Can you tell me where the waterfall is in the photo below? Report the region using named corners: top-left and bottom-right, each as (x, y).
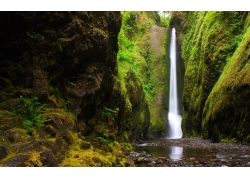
top-left (167, 28), bottom-right (183, 139)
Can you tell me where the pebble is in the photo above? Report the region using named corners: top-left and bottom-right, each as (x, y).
top-left (127, 137), bottom-right (250, 167)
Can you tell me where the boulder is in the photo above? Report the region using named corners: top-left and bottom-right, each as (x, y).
top-left (0, 146), bottom-right (9, 160)
top-left (2, 155), bottom-right (30, 167)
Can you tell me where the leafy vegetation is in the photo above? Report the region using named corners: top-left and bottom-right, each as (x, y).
top-left (101, 107), bottom-right (118, 121)
top-left (14, 96), bottom-right (46, 132)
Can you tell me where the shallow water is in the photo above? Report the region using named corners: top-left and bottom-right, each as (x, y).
top-left (133, 139), bottom-right (250, 166)
top-left (135, 145), bottom-right (215, 161)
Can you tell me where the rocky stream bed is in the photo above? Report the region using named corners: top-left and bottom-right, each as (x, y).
top-left (126, 137), bottom-right (250, 167)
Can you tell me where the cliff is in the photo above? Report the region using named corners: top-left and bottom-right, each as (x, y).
top-left (171, 11), bottom-right (250, 144)
top-left (0, 11), bottom-right (133, 167)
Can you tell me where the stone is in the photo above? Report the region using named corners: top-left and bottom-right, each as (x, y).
top-left (44, 124), bottom-right (59, 137)
top-left (0, 146), bottom-right (9, 160)
top-left (125, 159), bottom-right (134, 167)
top-left (52, 137), bottom-right (65, 155)
top-left (51, 115), bottom-right (75, 144)
top-left (2, 155), bottom-right (30, 167)
top-left (39, 139), bottom-right (55, 149)
top-left (33, 69), bottom-right (49, 100)
top-left (137, 157), bottom-right (145, 161)
top-left (19, 142), bottom-right (43, 153)
top-left (159, 156), bottom-right (167, 159)
top-left (52, 137), bottom-right (68, 163)
top-left (40, 150), bottom-right (59, 167)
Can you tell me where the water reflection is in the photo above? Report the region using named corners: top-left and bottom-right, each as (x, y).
top-left (169, 146), bottom-right (183, 161)
top-left (135, 144), bottom-right (183, 161)
top-left (134, 140), bottom-right (250, 166)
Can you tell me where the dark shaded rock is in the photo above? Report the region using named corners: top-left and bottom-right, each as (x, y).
top-left (33, 69), bottom-right (49, 100)
top-left (137, 157), bottom-right (145, 161)
top-left (80, 141), bottom-right (91, 150)
top-left (52, 137), bottom-right (68, 162)
top-left (39, 139), bottom-right (55, 149)
top-left (0, 11), bottom-right (125, 166)
top-left (2, 155), bottom-right (30, 167)
top-left (44, 124), bottom-right (60, 137)
top-left (88, 118), bottom-right (96, 126)
top-left (51, 115), bottom-right (75, 144)
top-left (6, 128), bottom-right (31, 143)
top-left (0, 145), bottom-right (9, 160)
top-left (19, 142), bottom-right (43, 153)
top-left (40, 150), bottom-right (59, 167)
top-left (0, 98), bottom-right (20, 111)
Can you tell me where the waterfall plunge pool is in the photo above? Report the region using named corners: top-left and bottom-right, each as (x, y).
top-left (132, 138), bottom-right (250, 167)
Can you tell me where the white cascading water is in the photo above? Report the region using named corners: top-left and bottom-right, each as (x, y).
top-left (167, 28), bottom-right (183, 139)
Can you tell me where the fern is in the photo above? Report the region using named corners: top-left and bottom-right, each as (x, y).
top-left (15, 96), bottom-right (46, 132)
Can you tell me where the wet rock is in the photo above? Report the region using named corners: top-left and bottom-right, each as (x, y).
top-left (7, 129), bottom-right (28, 143)
top-left (0, 145), bottom-right (9, 160)
top-left (125, 159), bottom-right (134, 167)
top-left (44, 125), bottom-right (59, 137)
top-left (2, 155), bottom-right (30, 167)
top-left (147, 160), bottom-right (156, 166)
top-left (52, 137), bottom-right (68, 163)
top-left (137, 157), bottom-right (145, 161)
top-left (40, 150), bottom-right (59, 167)
top-left (19, 142), bottom-right (43, 153)
top-left (157, 159), bottom-right (163, 164)
top-left (51, 115), bottom-right (75, 144)
top-left (144, 158), bottom-right (152, 163)
top-left (39, 139), bottom-right (55, 149)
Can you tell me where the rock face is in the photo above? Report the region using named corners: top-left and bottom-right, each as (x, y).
top-left (0, 12), bottom-right (127, 166)
top-left (171, 11), bottom-right (250, 143)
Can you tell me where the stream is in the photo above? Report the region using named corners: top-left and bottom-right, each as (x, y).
top-left (129, 138), bottom-right (250, 167)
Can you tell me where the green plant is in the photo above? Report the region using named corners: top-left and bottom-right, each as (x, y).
top-left (15, 96), bottom-right (46, 132)
top-left (26, 31), bottom-right (44, 39)
top-left (101, 107), bottom-right (118, 121)
top-left (159, 15), bottom-right (170, 27)
top-left (143, 83), bottom-right (156, 96)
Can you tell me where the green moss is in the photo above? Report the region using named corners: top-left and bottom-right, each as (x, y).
top-left (176, 11), bottom-right (250, 143)
top-left (180, 12), bottom-right (248, 136)
top-left (116, 12), bottom-right (172, 139)
top-left (60, 134), bottom-right (131, 167)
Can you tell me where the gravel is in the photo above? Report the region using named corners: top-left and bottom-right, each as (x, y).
top-left (128, 137), bottom-right (250, 167)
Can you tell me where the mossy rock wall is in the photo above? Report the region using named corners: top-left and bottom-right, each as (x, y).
top-left (0, 12), bottom-right (134, 167)
top-left (147, 25), bottom-right (170, 138)
top-left (117, 12), bottom-right (171, 139)
top-left (171, 11), bottom-right (250, 143)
